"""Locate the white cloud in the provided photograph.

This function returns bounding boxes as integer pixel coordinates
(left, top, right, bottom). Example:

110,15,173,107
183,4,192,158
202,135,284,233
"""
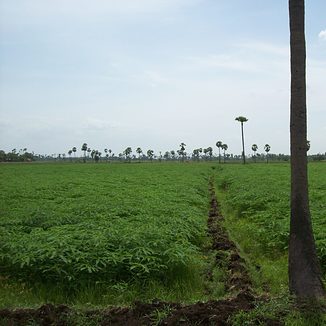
318,30,326,40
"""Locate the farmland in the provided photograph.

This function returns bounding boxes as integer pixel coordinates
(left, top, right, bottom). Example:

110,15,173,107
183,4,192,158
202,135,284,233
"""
214,163,326,294
0,161,325,324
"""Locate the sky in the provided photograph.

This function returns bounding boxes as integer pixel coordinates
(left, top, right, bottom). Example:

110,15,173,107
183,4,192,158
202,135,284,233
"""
0,0,325,156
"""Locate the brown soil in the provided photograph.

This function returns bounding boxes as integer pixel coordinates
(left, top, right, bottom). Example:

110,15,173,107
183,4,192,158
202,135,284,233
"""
0,177,282,325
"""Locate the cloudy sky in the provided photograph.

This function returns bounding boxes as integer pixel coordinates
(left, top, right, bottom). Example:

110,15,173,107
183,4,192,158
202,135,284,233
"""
0,0,325,156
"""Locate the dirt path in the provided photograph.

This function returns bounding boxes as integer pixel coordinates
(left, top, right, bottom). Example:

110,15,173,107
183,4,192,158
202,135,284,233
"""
0,177,273,325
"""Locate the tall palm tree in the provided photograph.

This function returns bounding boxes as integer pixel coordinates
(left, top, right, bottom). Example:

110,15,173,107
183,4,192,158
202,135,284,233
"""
72,147,77,159
216,141,223,163
222,143,228,163
251,144,258,162
264,144,271,163
235,116,248,164
289,0,324,298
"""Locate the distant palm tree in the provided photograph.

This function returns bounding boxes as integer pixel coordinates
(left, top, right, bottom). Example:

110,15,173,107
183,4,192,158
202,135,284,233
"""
206,147,213,160
179,143,186,162
72,147,77,159
235,116,248,164
252,144,258,162
68,150,73,162
81,143,87,163
193,148,202,161
216,141,223,163
87,148,91,159
170,150,176,160
136,147,142,162
147,149,154,162
264,144,271,163
123,147,132,162
222,144,228,163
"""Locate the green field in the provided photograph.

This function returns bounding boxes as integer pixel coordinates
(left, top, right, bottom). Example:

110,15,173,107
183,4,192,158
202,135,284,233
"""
0,162,325,312
0,163,216,306
214,163,326,294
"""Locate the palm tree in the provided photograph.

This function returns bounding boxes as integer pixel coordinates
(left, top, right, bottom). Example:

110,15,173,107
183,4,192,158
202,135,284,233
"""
235,116,248,164
251,144,258,163
68,150,72,159
251,144,258,162
289,0,324,298
147,149,154,162
72,147,77,159
170,150,176,160
81,143,87,163
179,143,186,162
206,147,213,160
264,144,271,163
216,141,223,163
222,144,228,163
136,147,142,162
123,147,132,162
87,147,91,160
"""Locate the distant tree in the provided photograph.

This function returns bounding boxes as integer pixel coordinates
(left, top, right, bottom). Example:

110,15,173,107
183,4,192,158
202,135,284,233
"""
136,147,142,162
192,148,202,161
68,149,73,161
81,143,87,163
163,151,170,160
94,150,100,163
87,147,91,159
147,149,154,162
222,144,228,163
170,150,176,160
179,143,186,162
252,144,258,162
72,147,77,159
216,141,223,163
206,147,213,160
288,0,325,298
264,144,271,163
91,149,96,161
123,147,132,162
235,116,248,164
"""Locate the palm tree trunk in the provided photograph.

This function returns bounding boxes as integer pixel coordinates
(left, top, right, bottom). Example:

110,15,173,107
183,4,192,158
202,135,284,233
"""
289,0,325,298
241,122,246,164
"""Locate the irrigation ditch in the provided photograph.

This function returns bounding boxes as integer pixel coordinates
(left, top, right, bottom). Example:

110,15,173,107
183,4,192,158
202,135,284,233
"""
0,176,283,325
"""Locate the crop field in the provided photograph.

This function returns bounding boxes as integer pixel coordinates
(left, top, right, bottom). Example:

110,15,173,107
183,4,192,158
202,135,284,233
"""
0,162,325,324
0,162,216,306
214,162,326,293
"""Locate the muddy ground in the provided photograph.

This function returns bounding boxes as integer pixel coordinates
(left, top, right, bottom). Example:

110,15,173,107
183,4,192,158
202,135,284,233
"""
0,178,282,325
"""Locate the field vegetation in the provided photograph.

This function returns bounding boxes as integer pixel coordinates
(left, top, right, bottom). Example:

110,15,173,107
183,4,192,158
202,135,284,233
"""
0,161,325,324
214,163,326,294
0,163,214,307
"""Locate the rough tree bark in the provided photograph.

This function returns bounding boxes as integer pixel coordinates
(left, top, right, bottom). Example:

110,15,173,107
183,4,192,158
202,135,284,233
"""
288,0,325,298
